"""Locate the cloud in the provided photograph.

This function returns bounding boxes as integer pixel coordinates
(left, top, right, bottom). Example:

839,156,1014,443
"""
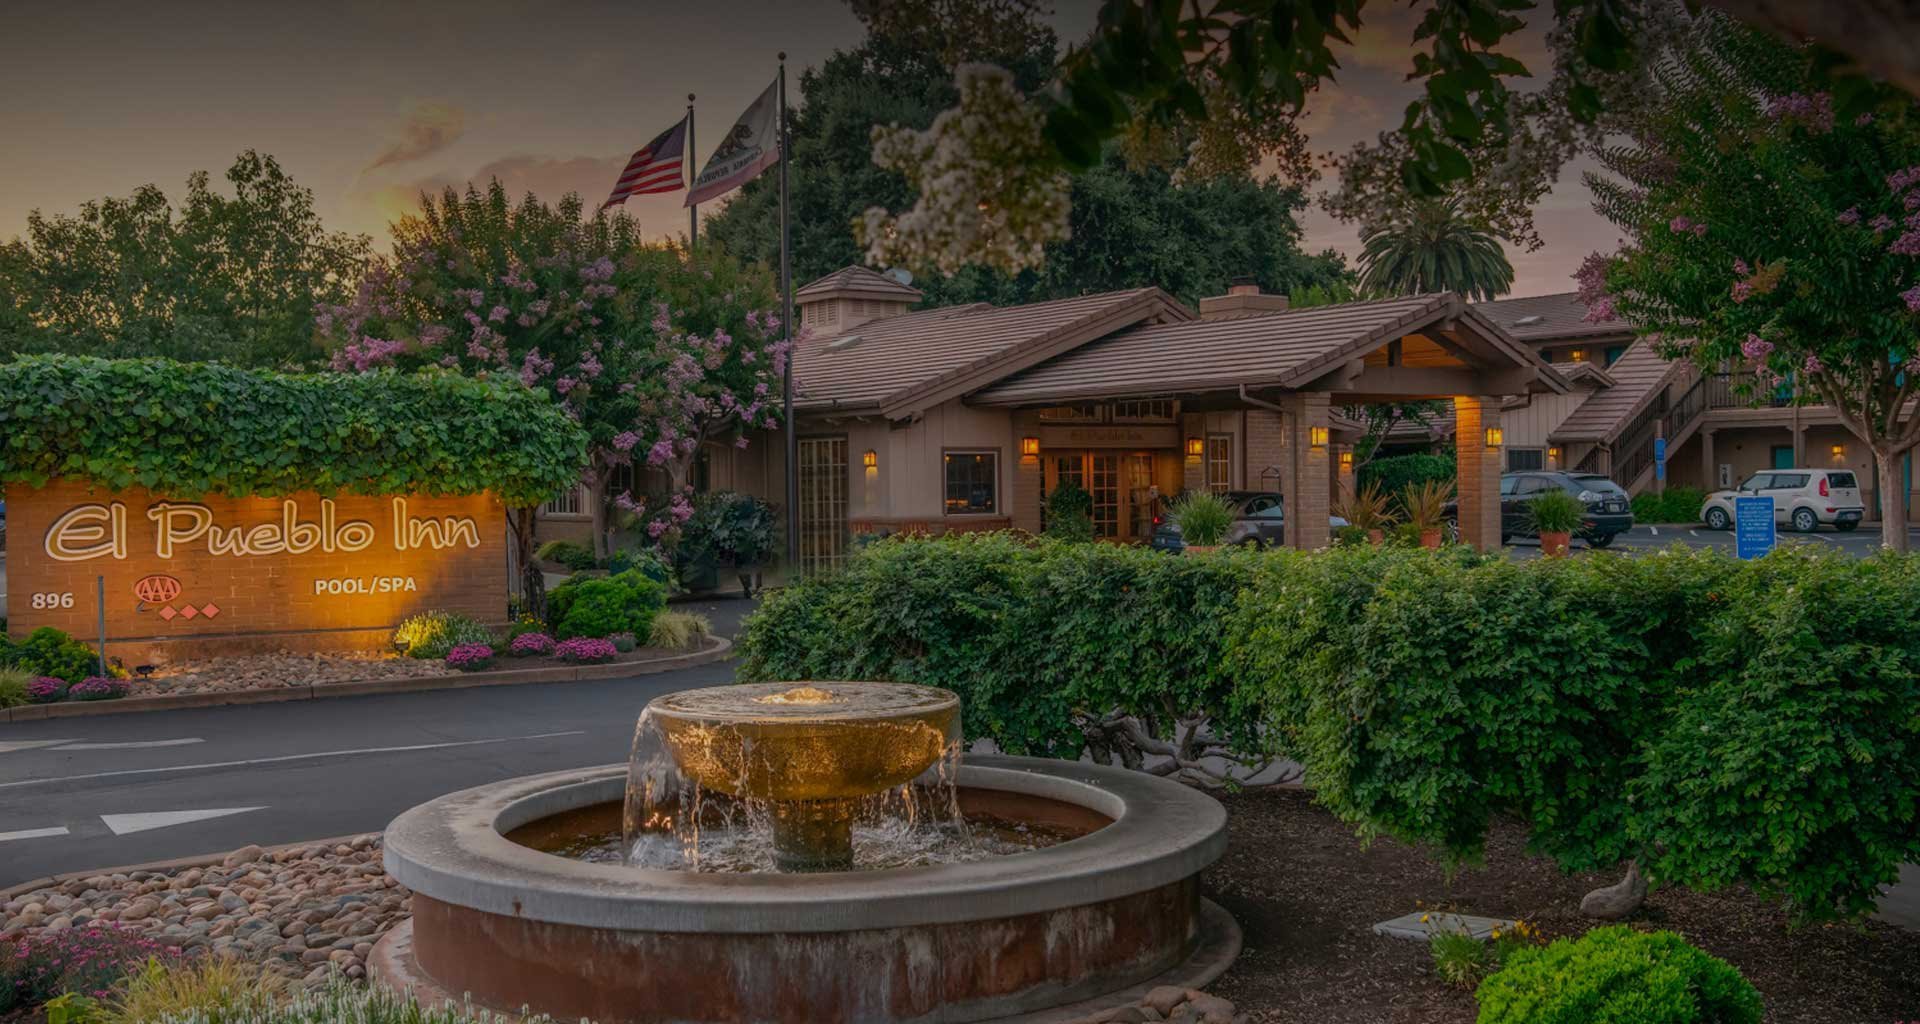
350,152,699,241
365,101,467,171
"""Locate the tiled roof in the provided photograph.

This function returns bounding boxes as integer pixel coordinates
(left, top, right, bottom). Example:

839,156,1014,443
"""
792,288,1182,415
1548,340,1689,443
1474,292,1633,342
974,294,1467,405
794,265,924,301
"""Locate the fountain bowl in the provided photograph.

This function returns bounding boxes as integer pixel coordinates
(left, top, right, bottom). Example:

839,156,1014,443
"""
649,681,960,801
375,754,1237,1024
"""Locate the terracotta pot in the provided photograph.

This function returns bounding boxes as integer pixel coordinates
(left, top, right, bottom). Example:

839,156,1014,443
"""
1366,529,1385,545
1419,528,1443,549
1183,544,1219,555
1540,530,1572,557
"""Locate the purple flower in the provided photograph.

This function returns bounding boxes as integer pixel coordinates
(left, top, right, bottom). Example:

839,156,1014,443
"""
1764,91,1835,132
1803,354,1824,374
1872,214,1896,232
445,643,495,671
1892,231,1920,256
509,632,556,657
612,430,640,452
1741,333,1774,363
1889,166,1920,193
1731,280,1753,304
488,305,510,323
26,677,68,703
554,637,618,664
1733,258,1751,276
1838,207,1861,226
68,676,129,701
1856,112,1875,127
1903,284,1920,313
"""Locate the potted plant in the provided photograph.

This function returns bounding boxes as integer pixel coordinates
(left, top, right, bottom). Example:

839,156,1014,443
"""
1334,482,1395,543
1529,488,1586,557
1170,491,1235,553
1401,480,1455,549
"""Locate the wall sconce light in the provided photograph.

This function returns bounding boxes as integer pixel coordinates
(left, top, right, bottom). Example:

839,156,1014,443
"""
1485,427,1505,449
1308,425,1329,449
1569,349,1587,363
1021,436,1040,457
1830,443,1846,460
1338,450,1354,472
863,449,878,469
1185,437,1204,458
1547,445,1561,467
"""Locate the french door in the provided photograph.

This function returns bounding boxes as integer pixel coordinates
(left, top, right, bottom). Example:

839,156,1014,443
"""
797,437,848,574
1044,451,1151,540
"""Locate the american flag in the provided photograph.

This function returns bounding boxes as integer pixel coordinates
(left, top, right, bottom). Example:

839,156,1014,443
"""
601,115,688,209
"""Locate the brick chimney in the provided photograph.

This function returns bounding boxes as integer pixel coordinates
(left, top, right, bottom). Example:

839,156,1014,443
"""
1199,276,1290,320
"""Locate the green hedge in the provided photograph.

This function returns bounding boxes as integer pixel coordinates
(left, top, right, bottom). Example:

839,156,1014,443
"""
1631,486,1706,524
547,569,667,640
739,536,1920,920
1475,926,1762,1024
0,355,588,506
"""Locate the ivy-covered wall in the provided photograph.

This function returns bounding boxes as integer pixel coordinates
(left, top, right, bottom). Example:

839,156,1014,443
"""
0,356,588,507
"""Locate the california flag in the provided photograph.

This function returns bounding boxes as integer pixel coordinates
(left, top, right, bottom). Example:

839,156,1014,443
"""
684,77,781,207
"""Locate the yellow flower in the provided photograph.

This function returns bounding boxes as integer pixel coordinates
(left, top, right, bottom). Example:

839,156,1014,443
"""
1420,914,1430,923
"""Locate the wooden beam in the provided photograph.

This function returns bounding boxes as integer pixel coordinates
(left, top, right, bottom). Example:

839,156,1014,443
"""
1329,365,1535,399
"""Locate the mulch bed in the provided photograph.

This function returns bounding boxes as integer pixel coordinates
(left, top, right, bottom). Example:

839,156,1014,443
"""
1204,787,1920,1023
128,644,707,698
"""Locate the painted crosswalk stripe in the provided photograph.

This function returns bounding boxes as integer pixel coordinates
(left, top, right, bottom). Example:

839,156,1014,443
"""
0,730,588,791
101,807,265,836
0,826,71,843
56,738,206,751
0,740,82,754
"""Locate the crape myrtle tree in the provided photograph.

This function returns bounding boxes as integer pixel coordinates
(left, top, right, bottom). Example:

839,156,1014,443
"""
1582,17,1920,549
317,183,790,593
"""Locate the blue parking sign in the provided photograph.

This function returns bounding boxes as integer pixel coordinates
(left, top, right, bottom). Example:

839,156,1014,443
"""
1653,437,1667,482
1734,495,1775,559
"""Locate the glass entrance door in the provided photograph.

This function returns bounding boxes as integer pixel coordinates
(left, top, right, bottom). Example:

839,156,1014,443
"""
1044,451,1162,541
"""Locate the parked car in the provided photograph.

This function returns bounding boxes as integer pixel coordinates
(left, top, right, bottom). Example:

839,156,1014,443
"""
1699,468,1864,532
1444,471,1635,548
1148,491,1348,552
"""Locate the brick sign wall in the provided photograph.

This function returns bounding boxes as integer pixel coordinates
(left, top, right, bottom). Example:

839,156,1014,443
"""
6,480,506,649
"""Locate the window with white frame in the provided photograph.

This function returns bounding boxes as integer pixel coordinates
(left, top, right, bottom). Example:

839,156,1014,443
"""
542,487,585,517
1111,399,1176,421
1206,434,1233,494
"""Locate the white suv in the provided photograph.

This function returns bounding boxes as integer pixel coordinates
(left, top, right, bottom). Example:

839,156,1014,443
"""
1700,468,1866,533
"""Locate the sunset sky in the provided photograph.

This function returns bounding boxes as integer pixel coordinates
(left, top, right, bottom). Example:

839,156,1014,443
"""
0,0,1611,298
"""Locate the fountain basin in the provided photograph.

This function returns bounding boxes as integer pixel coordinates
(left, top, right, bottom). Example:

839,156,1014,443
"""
377,754,1235,1024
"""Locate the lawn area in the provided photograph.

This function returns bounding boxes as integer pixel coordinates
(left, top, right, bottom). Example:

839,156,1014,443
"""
1210,788,1920,1023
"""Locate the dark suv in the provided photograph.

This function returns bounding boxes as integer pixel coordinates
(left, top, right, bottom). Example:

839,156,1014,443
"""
1456,471,1633,548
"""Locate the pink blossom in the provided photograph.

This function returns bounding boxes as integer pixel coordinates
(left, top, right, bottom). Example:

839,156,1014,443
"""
556,376,578,395
1838,207,1862,226
1733,258,1751,276
1763,92,1835,132
1668,215,1706,237
1741,333,1774,363
1903,284,1920,313
1892,231,1920,256
1856,112,1875,127
1889,166,1920,192
488,305,510,323
1731,281,1753,303
612,430,640,452
1872,214,1896,232
1803,354,1823,374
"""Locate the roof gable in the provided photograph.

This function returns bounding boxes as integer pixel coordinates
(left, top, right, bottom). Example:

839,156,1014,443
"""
795,265,924,301
792,288,1190,417
1548,340,1691,444
1473,292,1633,343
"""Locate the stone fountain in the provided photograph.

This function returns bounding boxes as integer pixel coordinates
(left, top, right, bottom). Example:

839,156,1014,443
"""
375,682,1237,1023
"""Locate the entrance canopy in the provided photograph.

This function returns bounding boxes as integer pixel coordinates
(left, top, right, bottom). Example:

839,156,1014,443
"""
972,293,1566,408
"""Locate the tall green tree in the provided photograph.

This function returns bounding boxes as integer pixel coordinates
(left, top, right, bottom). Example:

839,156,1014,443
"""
1355,198,1514,301
1583,16,1920,550
0,151,370,367
703,14,1345,308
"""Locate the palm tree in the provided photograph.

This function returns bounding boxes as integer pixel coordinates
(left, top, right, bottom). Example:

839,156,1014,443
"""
1355,199,1514,301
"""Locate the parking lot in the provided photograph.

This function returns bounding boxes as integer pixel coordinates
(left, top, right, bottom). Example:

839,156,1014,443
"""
1508,521,1920,558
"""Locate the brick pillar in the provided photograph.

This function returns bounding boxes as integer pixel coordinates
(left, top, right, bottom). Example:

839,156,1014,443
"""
1245,410,1287,493
1282,394,1332,550
1012,412,1042,533
1454,396,1502,551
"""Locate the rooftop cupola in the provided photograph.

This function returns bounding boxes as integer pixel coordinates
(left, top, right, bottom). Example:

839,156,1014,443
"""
795,266,923,338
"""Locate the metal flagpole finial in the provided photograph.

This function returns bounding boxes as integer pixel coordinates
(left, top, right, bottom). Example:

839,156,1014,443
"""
688,93,695,104
777,51,787,62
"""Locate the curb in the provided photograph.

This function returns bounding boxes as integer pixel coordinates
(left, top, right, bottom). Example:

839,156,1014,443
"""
1,635,730,723
1,832,381,903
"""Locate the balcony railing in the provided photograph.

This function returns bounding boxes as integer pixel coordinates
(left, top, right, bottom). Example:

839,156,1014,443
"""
1613,376,1706,487
1707,372,1794,409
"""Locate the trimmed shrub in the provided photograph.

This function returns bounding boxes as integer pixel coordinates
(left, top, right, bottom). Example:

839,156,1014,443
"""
535,540,598,572
1474,926,1762,1024
26,676,68,704
3,627,100,683
741,536,1920,920
606,546,673,586
608,632,638,653
649,610,712,650
1632,486,1706,524
445,643,495,671
1042,483,1095,542
392,611,494,660
68,676,130,701
0,667,30,708
547,569,666,641
554,637,617,664
508,632,556,657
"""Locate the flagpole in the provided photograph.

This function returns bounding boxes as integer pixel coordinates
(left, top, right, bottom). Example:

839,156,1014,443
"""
778,53,799,574
686,94,697,249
